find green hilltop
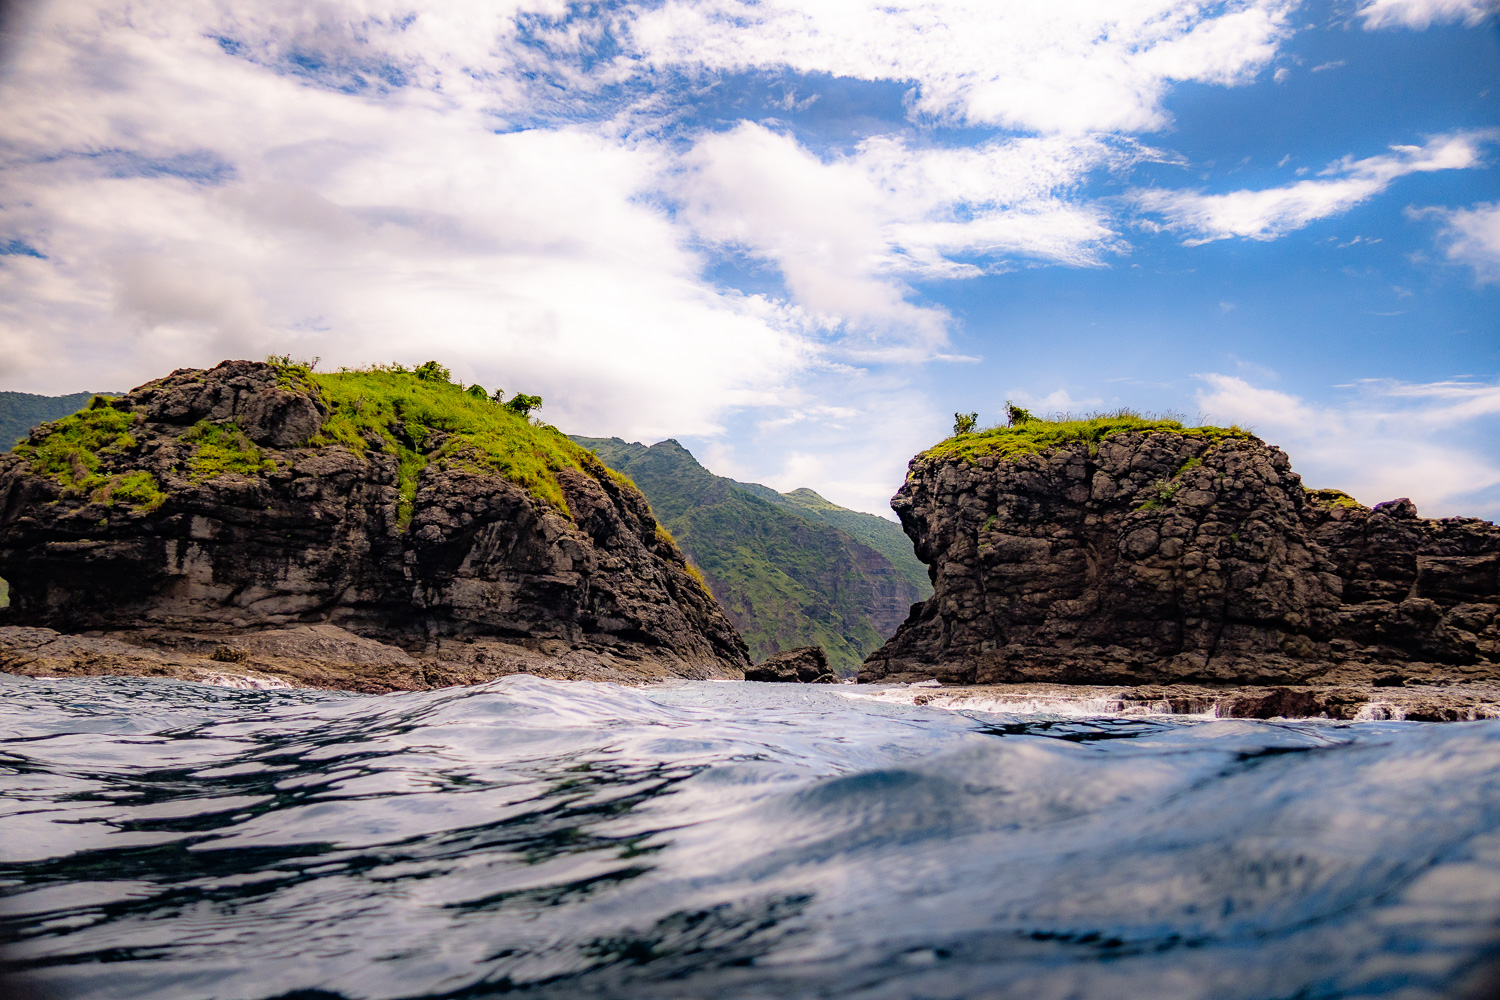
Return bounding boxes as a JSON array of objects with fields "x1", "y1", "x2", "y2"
[
  {"x1": 573, "y1": 436, "x2": 931, "y2": 677},
  {"x1": 924, "y1": 410, "x2": 1254, "y2": 465}
]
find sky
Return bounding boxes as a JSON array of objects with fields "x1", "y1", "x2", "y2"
[{"x1": 0, "y1": 0, "x2": 1497, "y2": 520}]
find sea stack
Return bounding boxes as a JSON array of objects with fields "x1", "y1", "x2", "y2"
[
  {"x1": 861, "y1": 417, "x2": 1500, "y2": 689},
  {"x1": 0, "y1": 360, "x2": 750, "y2": 688}
]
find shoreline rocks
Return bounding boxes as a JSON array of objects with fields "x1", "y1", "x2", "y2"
[
  {"x1": 744, "y1": 645, "x2": 837, "y2": 683},
  {"x1": 861, "y1": 428, "x2": 1500, "y2": 690},
  {"x1": 0, "y1": 361, "x2": 750, "y2": 685},
  {"x1": 855, "y1": 679, "x2": 1500, "y2": 722}
]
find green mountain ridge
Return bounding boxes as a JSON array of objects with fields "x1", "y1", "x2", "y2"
[{"x1": 572, "y1": 436, "x2": 931, "y2": 676}]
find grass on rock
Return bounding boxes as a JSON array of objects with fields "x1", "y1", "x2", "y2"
[
  {"x1": 923, "y1": 411, "x2": 1253, "y2": 464},
  {"x1": 11, "y1": 399, "x2": 167, "y2": 512},
  {"x1": 301, "y1": 364, "x2": 591, "y2": 523}
]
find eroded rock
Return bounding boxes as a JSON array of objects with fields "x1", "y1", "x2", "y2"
[
  {"x1": 0, "y1": 361, "x2": 750, "y2": 685},
  {"x1": 745, "y1": 645, "x2": 836, "y2": 683},
  {"x1": 861, "y1": 430, "x2": 1500, "y2": 687}
]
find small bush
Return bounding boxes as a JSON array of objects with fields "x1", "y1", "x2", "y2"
[
  {"x1": 953, "y1": 411, "x2": 978, "y2": 435},
  {"x1": 1005, "y1": 400, "x2": 1037, "y2": 426},
  {"x1": 466, "y1": 384, "x2": 489, "y2": 400},
  {"x1": 414, "y1": 361, "x2": 451, "y2": 384},
  {"x1": 504, "y1": 393, "x2": 543, "y2": 418}
]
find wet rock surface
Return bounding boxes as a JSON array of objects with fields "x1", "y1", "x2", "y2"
[
  {"x1": 0, "y1": 361, "x2": 750, "y2": 686},
  {"x1": 861, "y1": 430, "x2": 1500, "y2": 689},
  {"x1": 744, "y1": 645, "x2": 837, "y2": 683}
]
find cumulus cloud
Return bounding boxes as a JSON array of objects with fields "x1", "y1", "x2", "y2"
[
  {"x1": 0, "y1": 2, "x2": 811, "y2": 438},
  {"x1": 1359, "y1": 0, "x2": 1498, "y2": 29},
  {"x1": 1195, "y1": 374, "x2": 1500, "y2": 516},
  {"x1": 1421, "y1": 201, "x2": 1500, "y2": 282},
  {"x1": 1132, "y1": 132, "x2": 1491, "y2": 244},
  {"x1": 627, "y1": 0, "x2": 1293, "y2": 134},
  {"x1": 671, "y1": 124, "x2": 1135, "y2": 351}
]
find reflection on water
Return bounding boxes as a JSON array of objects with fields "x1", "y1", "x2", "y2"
[{"x1": 1, "y1": 673, "x2": 1499, "y2": 999}]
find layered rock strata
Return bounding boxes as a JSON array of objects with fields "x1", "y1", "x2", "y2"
[
  {"x1": 861, "y1": 429, "x2": 1500, "y2": 688},
  {"x1": 0, "y1": 361, "x2": 750, "y2": 686}
]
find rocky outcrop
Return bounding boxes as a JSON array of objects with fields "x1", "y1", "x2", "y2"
[
  {"x1": 861, "y1": 428, "x2": 1500, "y2": 687},
  {"x1": 744, "y1": 645, "x2": 836, "y2": 683},
  {"x1": 0, "y1": 361, "x2": 750, "y2": 686}
]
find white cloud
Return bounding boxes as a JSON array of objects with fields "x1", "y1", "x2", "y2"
[
  {"x1": 627, "y1": 0, "x2": 1294, "y2": 134},
  {"x1": 1421, "y1": 201, "x2": 1500, "y2": 282},
  {"x1": 671, "y1": 124, "x2": 1135, "y2": 350},
  {"x1": 1132, "y1": 132, "x2": 1491, "y2": 244},
  {"x1": 1195, "y1": 373, "x2": 1500, "y2": 517},
  {"x1": 1359, "y1": 0, "x2": 1498, "y2": 29},
  {"x1": 0, "y1": 2, "x2": 813, "y2": 440}
]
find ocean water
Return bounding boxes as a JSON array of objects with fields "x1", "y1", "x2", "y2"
[{"x1": 2, "y1": 674, "x2": 1499, "y2": 1000}]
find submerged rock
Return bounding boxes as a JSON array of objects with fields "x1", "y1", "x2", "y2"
[
  {"x1": 862, "y1": 423, "x2": 1499, "y2": 688},
  {"x1": 0, "y1": 360, "x2": 750, "y2": 687},
  {"x1": 745, "y1": 645, "x2": 837, "y2": 683}
]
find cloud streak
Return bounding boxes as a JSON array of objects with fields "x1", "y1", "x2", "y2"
[{"x1": 1132, "y1": 132, "x2": 1491, "y2": 244}]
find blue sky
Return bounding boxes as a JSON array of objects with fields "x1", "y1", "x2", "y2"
[{"x1": 0, "y1": 0, "x2": 1497, "y2": 518}]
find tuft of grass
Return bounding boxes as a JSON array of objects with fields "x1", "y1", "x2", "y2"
[
  {"x1": 265, "y1": 354, "x2": 319, "y2": 390},
  {"x1": 1305, "y1": 487, "x2": 1367, "y2": 511},
  {"x1": 182, "y1": 420, "x2": 276, "y2": 481},
  {"x1": 93, "y1": 470, "x2": 167, "y2": 512},
  {"x1": 310, "y1": 367, "x2": 590, "y2": 523},
  {"x1": 12, "y1": 400, "x2": 137, "y2": 495},
  {"x1": 922, "y1": 409, "x2": 1253, "y2": 465}
]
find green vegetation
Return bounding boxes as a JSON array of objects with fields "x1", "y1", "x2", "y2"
[
  {"x1": 307, "y1": 363, "x2": 584, "y2": 523},
  {"x1": 574, "y1": 436, "x2": 930, "y2": 677},
  {"x1": 10, "y1": 400, "x2": 167, "y2": 512},
  {"x1": 13, "y1": 399, "x2": 135, "y2": 490},
  {"x1": 1306, "y1": 487, "x2": 1367, "y2": 511},
  {"x1": 182, "y1": 420, "x2": 275, "y2": 481},
  {"x1": 953, "y1": 411, "x2": 977, "y2": 435},
  {"x1": 1, "y1": 389, "x2": 123, "y2": 450},
  {"x1": 1005, "y1": 400, "x2": 1037, "y2": 425},
  {"x1": 95, "y1": 470, "x2": 167, "y2": 511},
  {"x1": 924, "y1": 410, "x2": 1253, "y2": 465},
  {"x1": 766, "y1": 486, "x2": 930, "y2": 597}
]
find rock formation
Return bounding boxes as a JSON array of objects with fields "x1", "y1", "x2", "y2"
[
  {"x1": 0, "y1": 360, "x2": 750, "y2": 687},
  {"x1": 744, "y1": 645, "x2": 837, "y2": 683},
  {"x1": 861, "y1": 422, "x2": 1500, "y2": 689}
]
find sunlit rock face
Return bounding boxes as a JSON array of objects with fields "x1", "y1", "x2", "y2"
[
  {"x1": 863, "y1": 430, "x2": 1500, "y2": 687},
  {"x1": 0, "y1": 360, "x2": 749, "y2": 685}
]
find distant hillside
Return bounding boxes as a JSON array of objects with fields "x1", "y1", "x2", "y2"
[
  {"x1": 1, "y1": 391, "x2": 122, "y2": 450},
  {"x1": 573, "y1": 436, "x2": 932, "y2": 676}
]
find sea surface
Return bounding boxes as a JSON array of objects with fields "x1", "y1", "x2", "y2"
[{"x1": 2, "y1": 673, "x2": 1500, "y2": 1000}]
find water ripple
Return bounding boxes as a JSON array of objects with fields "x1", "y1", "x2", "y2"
[{"x1": 1, "y1": 673, "x2": 1498, "y2": 999}]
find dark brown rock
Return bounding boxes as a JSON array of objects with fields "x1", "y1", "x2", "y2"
[
  {"x1": 0, "y1": 361, "x2": 750, "y2": 685},
  {"x1": 745, "y1": 645, "x2": 836, "y2": 683},
  {"x1": 861, "y1": 430, "x2": 1500, "y2": 687}
]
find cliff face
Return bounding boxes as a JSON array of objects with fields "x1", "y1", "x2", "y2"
[
  {"x1": 861, "y1": 426, "x2": 1500, "y2": 686},
  {"x1": 0, "y1": 361, "x2": 749, "y2": 684}
]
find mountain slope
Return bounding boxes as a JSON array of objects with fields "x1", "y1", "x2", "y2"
[
  {"x1": 573, "y1": 436, "x2": 930, "y2": 676},
  {"x1": 1, "y1": 391, "x2": 122, "y2": 450},
  {"x1": 745, "y1": 485, "x2": 930, "y2": 596}
]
